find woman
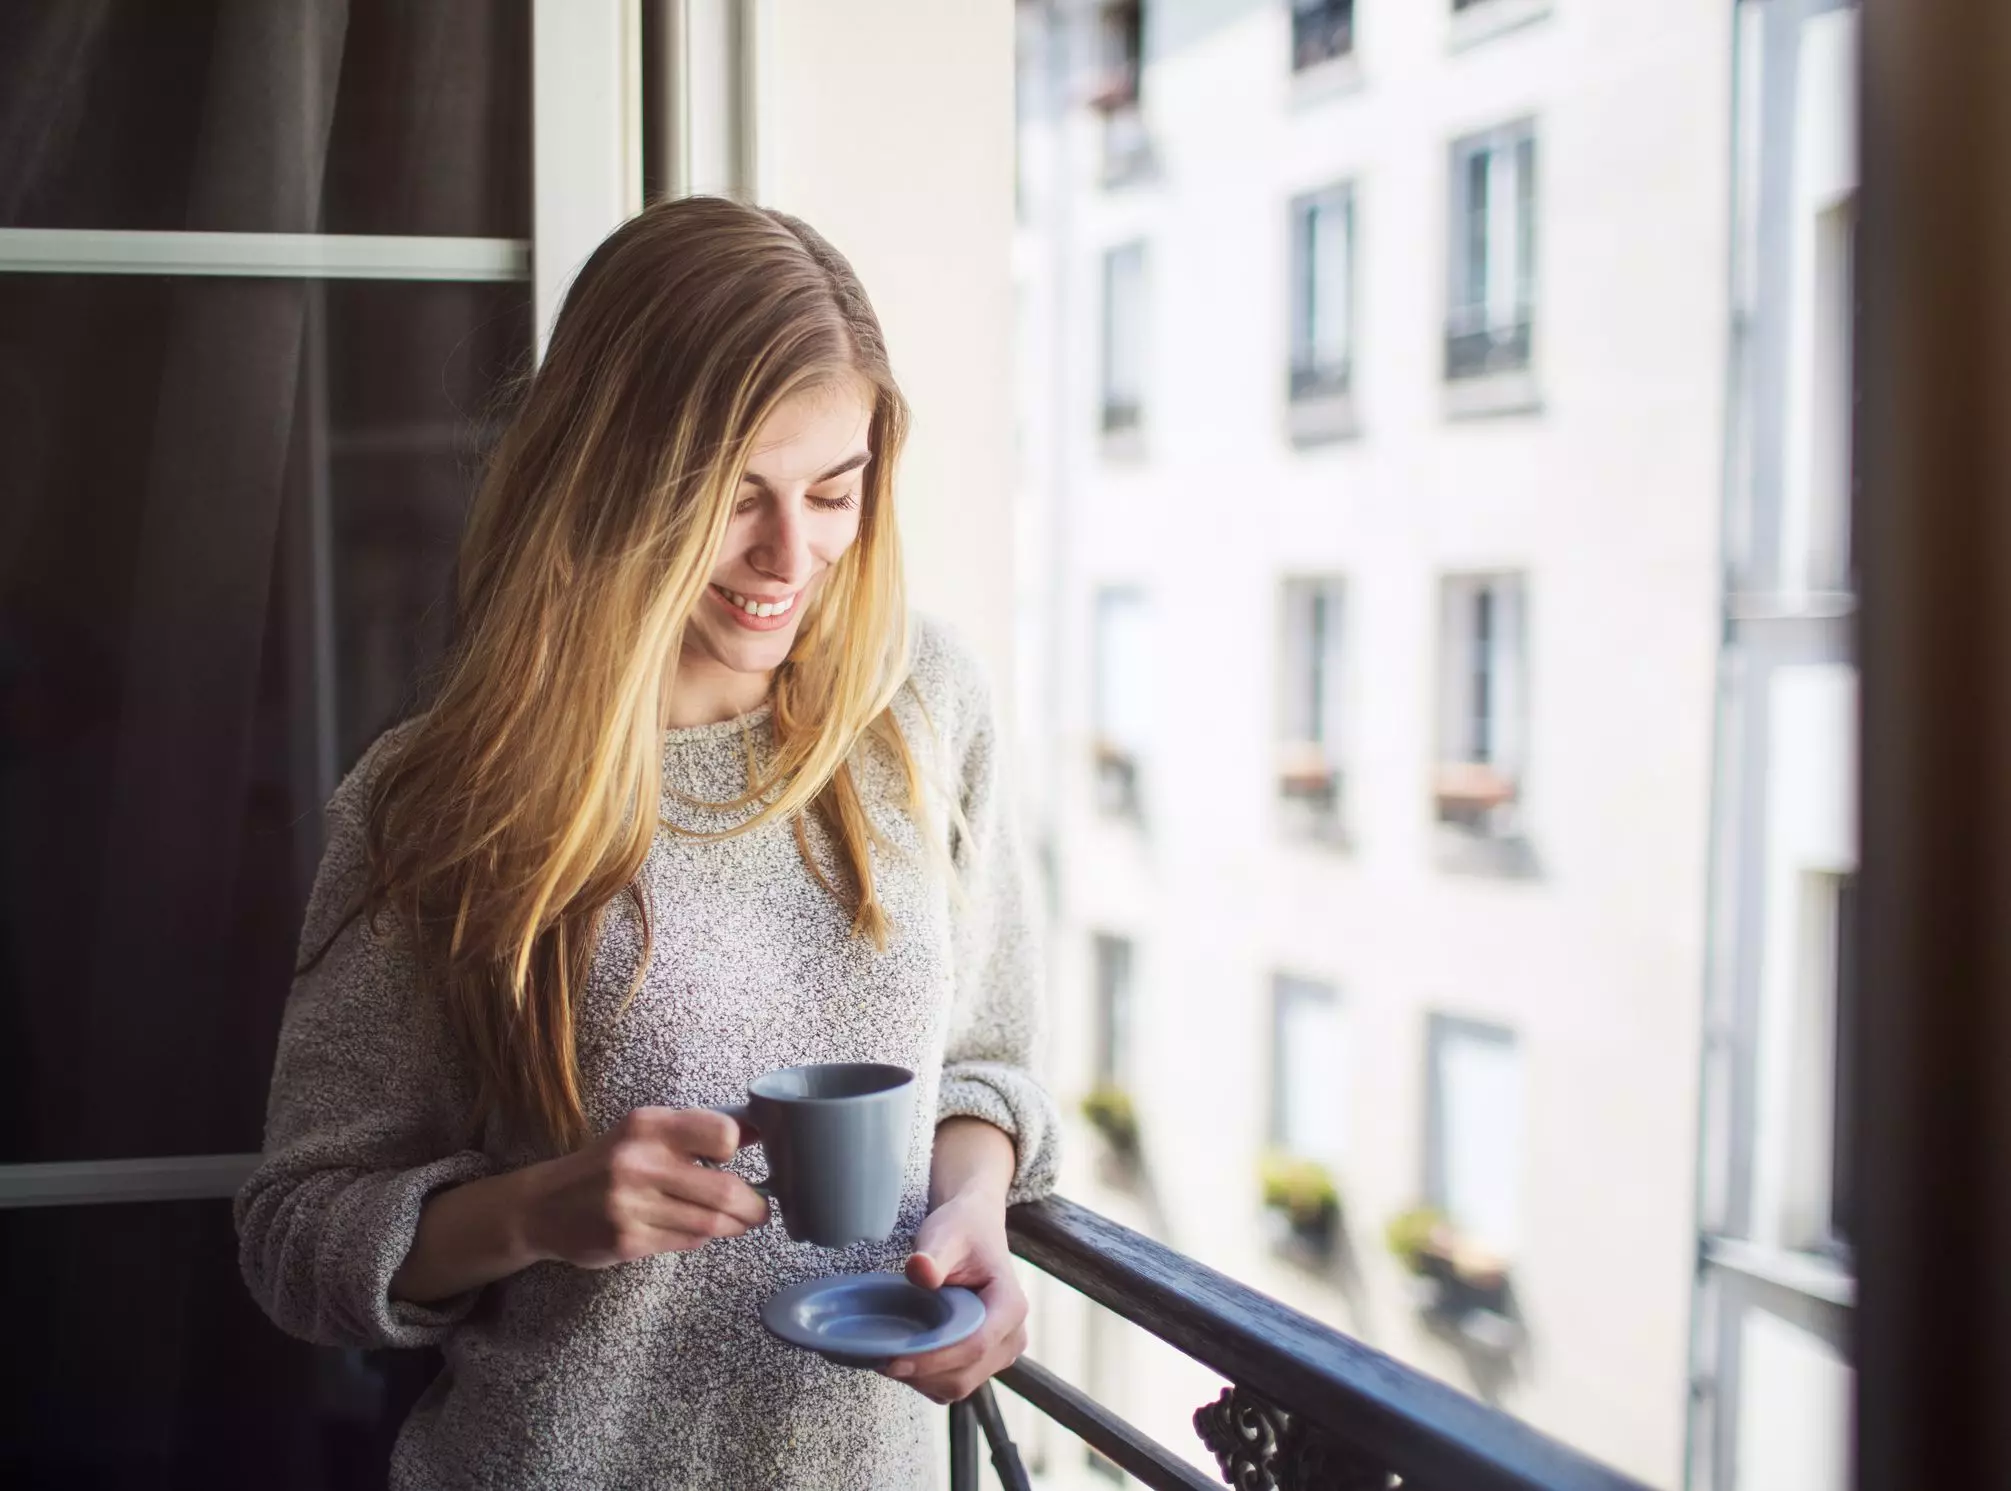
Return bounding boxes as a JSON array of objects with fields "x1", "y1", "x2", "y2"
[{"x1": 236, "y1": 195, "x2": 1057, "y2": 1490}]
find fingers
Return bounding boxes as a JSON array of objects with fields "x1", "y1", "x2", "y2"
[
  {"x1": 605, "y1": 1111, "x2": 771, "y2": 1230},
  {"x1": 888, "y1": 1320, "x2": 1030, "y2": 1403},
  {"x1": 634, "y1": 1195, "x2": 763, "y2": 1245},
  {"x1": 884, "y1": 1279, "x2": 1030, "y2": 1399},
  {"x1": 656, "y1": 1164, "x2": 771, "y2": 1230},
  {"x1": 619, "y1": 1106, "x2": 745, "y2": 1163}
]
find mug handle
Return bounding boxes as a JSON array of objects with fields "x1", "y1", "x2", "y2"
[{"x1": 702, "y1": 1103, "x2": 775, "y2": 1199}]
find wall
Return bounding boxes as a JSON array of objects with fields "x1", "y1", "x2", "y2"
[{"x1": 764, "y1": 0, "x2": 1023, "y2": 694}]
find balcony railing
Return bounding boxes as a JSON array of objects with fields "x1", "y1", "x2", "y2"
[{"x1": 951, "y1": 1196, "x2": 1651, "y2": 1491}]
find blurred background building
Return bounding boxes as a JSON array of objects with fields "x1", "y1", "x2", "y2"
[{"x1": 1008, "y1": 1, "x2": 1855, "y2": 1488}]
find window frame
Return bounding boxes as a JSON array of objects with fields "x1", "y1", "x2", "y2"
[
  {"x1": 1445, "y1": 119, "x2": 1538, "y2": 389},
  {"x1": 1424, "y1": 1013, "x2": 1526, "y2": 1261},
  {"x1": 1100, "y1": 240, "x2": 1149, "y2": 439}
]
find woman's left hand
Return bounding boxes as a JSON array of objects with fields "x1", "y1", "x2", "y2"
[{"x1": 881, "y1": 1190, "x2": 1029, "y2": 1403}]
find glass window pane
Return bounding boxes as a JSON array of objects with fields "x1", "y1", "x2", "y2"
[
  {"x1": 1466, "y1": 148, "x2": 1492, "y2": 313},
  {"x1": 1309, "y1": 195, "x2": 1351, "y2": 369},
  {"x1": 1274, "y1": 978, "x2": 1346, "y2": 1165},
  {"x1": 0, "y1": 1199, "x2": 438, "y2": 1485},
  {"x1": 0, "y1": 273, "x2": 530, "y2": 1163},
  {"x1": 1432, "y1": 1020, "x2": 1525, "y2": 1257},
  {"x1": 0, "y1": 0, "x2": 531, "y2": 237},
  {"x1": 1093, "y1": 589, "x2": 1153, "y2": 755}
]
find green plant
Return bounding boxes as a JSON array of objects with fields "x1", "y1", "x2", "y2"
[
  {"x1": 1385, "y1": 1204, "x2": 1448, "y2": 1276},
  {"x1": 1080, "y1": 1083, "x2": 1139, "y2": 1155},
  {"x1": 1259, "y1": 1151, "x2": 1341, "y2": 1229}
]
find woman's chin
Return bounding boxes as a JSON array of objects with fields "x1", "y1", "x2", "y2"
[{"x1": 692, "y1": 618, "x2": 799, "y2": 675}]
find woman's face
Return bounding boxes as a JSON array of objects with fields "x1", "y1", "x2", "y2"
[{"x1": 684, "y1": 378, "x2": 874, "y2": 680}]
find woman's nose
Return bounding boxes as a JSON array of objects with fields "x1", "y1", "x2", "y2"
[{"x1": 747, "y1": 505, "x2": 813, "y2": 584}]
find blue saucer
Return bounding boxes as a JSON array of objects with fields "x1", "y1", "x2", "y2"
[{"x1": 760, "y1": 1274, "x2": 986, "y2": 1368}]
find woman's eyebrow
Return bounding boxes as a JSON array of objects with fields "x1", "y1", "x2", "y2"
[{"x1": 741, "y1": 450, "x2": 872, "y2": 493}]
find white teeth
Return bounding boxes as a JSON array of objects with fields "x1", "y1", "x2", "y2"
[{"x1": 719, "y1": 586, "x2": 794, "y2": 619}]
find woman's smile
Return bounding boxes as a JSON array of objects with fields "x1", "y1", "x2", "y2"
[{"x1": 710, "y1": 582, "x2": 802, "y2": 630}]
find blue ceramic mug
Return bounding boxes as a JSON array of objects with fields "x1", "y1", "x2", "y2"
[{"x1": 711, "y1": 1062, "x2": 917, "y2": 1248}]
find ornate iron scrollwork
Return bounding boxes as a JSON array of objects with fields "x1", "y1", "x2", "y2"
[{"x1": 1193, "y1": 1386, "x2": 1394, "y2": 1491}]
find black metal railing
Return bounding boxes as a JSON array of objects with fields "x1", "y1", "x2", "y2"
[{"x1": 951, "y1": 1196, "x2": 1652, "y2": 1491}]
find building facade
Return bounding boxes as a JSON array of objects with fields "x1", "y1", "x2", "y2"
[{"x1": 1012, "y1": 0, "x2": 1732, "y2": 1483}]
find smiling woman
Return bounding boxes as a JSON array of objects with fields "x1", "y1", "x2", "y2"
[{"x1": 233, "y1": 194, "x2": 1058, "y2": 1490}]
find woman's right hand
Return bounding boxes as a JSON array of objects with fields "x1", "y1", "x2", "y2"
[{"x1": 520, "y1": 1107, "x2": 772, "y2": 1270}]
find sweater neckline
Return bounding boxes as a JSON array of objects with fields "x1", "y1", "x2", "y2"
[{"x1": 662, "y1": 701, "x2": 774, "y2": 745}]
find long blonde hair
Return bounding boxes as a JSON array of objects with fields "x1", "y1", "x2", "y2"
[{"x1": 333, "y1": 196, "x2": 926, "y2": 1152}]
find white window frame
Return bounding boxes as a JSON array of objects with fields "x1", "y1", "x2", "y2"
[
  {"x1": 1271, "y1": 975, "x2": 1348, "y2": 1168},
  {"x1": 1446, "y1": 120, "x2": 1536, "y2": 387},
  {"x1": 1279, "y1": 577, "x2": 1348, "y2": 837},
  {"x1": 1092, "y1": 586, "x2": 1153, "y2": 817},
  {"x1": 1101, "y1": 241, "x2": 1148, "y2": 436},
  {"x1": 1435, "y1": 573, "x2": 1528, "y2": 837},
  {"x1": 1289, "y1": 183, "x2": 1355, "y2": 401},
  {"x1": 1092, "y1": 932, "x2": 1136, "y2": 1086},
  {"x1": 1426, "y1": 1014, "x2": 1526, "y2": 1260}
]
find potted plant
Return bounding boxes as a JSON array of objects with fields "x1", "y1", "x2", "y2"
[
  {"x1": 1080, "y1": 1083, "x2": 1139, "y2": 1157},
  {"x1": 1259, "y1": 1151, "x2": 1342, "y2": 1257},
  {"x1": 1385, "y1": 1204, "x2": 1519, "y2": 1350}
]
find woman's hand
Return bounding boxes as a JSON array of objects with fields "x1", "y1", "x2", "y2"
[
  {"x1": 520, "y1": 1107, "x2": 772, "y2": 1270},
  {"x1": 881, "y1": 1190, "x2": 1029, "y2": 1403}
]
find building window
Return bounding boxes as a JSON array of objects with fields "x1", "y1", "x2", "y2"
[
  {"x1": 1435, "y1": 574, "x2": 1529, "y2": 856},
  {"x1": 1101, "y1": 241, "x2": 1148, "y2": 437},
  {"x1": 1805, "y1": 200, "x2": 1856, "y2": 592},
  {"x1": 1092, "y1": 586, "x2": 1153, "y2": 817},
  {"x1": 1426, "y1": 1015, "x2": 1525, "y2": 1261},
  {"x1": 1446, "y1": 122, "x2": 1536, "y2": 385},
  {"x1": 1291, "y1": 0, "x2": 1355, "y2": 72},
  {"x1": 1092, "y1": 933, "x2": 1135, "y2": 1086},
  {"x1": 1089, "y1": 2, "x2": 1152, "y2": 185},
  {"x1": 1784, "y1": 872, "x2": 1857, "y2": 1253},
  {"x1": 1279, "y1": 577, "x2": 1348, "y2": 843},
  {"x1": 1288, "y1": 184, "x2": 1357, "y2": 441},
  {"x1": 1271, "y1": 976, "x2": 1348, "y2": 1166}
]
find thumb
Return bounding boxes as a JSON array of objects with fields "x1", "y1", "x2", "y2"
[{"x1": 905, "y1": 1248, "x2": 952, "y2": 1290}]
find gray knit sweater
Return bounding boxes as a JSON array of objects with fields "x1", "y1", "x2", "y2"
[{"x1": 236, "y1": 615, "x2": 1059, "y2": 1490}]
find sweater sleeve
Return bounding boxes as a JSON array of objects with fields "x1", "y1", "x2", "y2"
[
  {"x1": 234, "y1": 730, "x2": 499, "y2": 1349},
  {"x1": 930, "y1": 632, "x2": 1062, "y2": 1208}
]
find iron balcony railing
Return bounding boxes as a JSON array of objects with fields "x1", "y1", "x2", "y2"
[{"x1": 950, "y1": 1196, "x2": 1653, "y2": 1491}]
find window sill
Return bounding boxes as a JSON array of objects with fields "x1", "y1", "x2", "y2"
[
  {"x1": 1448, "y1": 0, "x2": 1554, "y2": 54},
  {"x1": 1280, "y1": 805, "x2": 1351, "y2": 853},
  {"x1": 1444, "y1": 367, "x2": 1542, "y2": 421},
  {"x1": 1701, "y1": 1235, "x2": 1857, "y2": 1308},
  {"x1": 1099, "y1": 423, "x2": 1149, "y2": 463},
  {"x1": 1288, "y1": 389, "x2": 1360, "y2": 446},
  {"x1": 1432, "y1": 825, "x2": 1541, "y2": 879},
  {"x1": 1289, "y1": 51, "x2": 1364, "y2": 109}
]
